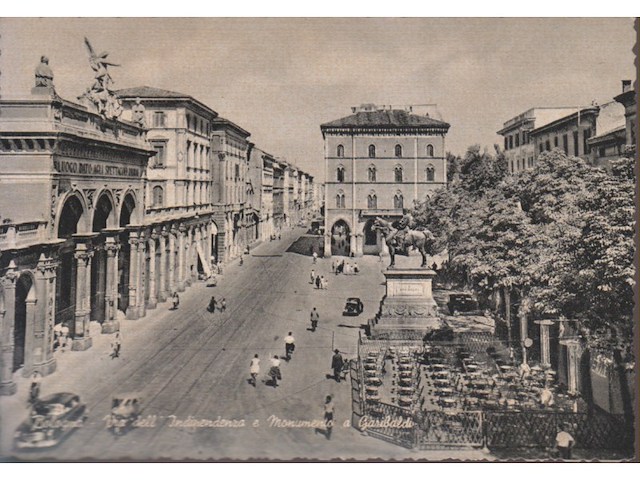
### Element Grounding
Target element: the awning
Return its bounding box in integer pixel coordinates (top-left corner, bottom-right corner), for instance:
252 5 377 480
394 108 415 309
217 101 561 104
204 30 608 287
196 243 212 277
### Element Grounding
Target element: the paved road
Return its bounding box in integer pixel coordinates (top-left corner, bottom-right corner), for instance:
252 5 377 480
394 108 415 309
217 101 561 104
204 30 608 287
1 228 490 461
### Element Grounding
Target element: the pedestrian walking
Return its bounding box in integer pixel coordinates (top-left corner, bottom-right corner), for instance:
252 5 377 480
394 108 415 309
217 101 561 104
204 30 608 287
321 276 328 290
310 307 319 332
208 296 217 313
110 331 122 359
312 251 318 264
60 323 70 351
331 260 335 273
220 298 227 313
310 269 315 284
269 355 282 387
331 349 344 383
323 395 335 440
284 332 295 360
353 262 359 274
249 354 260 387
315 274 321 289
319 275 325 289
171 292 180 310
28 371 42 407
555 423 575 459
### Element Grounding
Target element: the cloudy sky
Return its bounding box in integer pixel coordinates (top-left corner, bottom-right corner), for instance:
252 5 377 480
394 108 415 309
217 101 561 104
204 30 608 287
0 17 636 179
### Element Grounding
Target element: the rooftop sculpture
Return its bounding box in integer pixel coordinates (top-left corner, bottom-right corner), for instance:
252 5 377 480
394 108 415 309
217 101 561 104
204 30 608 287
78 37 123 120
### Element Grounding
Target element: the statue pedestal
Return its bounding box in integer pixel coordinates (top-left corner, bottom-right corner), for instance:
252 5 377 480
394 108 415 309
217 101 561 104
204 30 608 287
369 269 443 339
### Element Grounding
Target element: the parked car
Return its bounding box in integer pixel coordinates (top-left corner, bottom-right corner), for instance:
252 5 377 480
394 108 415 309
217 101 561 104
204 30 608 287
14 392 87 449
109 392 143 435
447 293 480 315
343 297 364 316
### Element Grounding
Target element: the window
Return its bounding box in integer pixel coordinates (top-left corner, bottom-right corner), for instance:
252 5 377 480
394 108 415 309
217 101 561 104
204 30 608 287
511 160 514 173
367 192 377 209
395 144 403 157
150 141 166 167
426 144 434 157
336 191 345 208
336 165 345 183
394 192 404 209
562 134 568 154
504 138 509 151
583 128 592 154
515 133 520 147
153 111 166 128
599 147 606 158
523 131 528 144
554 136 558 148
337 144 344 157
539 143 544 154
368 144 376 158
509 136 513 150
368 164 377 182
152 185 164 207
545 140 551 151
426 165 435 182
394 165 403 183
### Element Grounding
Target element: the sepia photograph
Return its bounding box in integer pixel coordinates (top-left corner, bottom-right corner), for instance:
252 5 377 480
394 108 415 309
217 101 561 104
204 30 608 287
0 13 638 463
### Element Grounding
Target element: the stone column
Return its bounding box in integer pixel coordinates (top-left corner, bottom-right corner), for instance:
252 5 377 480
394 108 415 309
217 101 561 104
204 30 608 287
204 222 212 268
176 226 185 291
102 237 120 333
0 261 18 395
33 254 57 376
168 227 177 294
136 233 147 319
157 229 168 302
324 233 332 258
72 244 93 351
126 232 140 320
535 320 554 368
560 339 582 396
147 233 158 309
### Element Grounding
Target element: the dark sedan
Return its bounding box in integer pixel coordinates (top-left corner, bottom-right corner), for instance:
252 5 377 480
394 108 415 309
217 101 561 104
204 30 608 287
343 297 364 316
447 293 480 315
14 392 88 449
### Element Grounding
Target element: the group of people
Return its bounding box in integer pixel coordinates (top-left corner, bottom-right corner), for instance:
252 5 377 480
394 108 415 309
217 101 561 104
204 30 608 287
208 296 227 314
332 259 358 275
53 322 70 351
310 270 329 290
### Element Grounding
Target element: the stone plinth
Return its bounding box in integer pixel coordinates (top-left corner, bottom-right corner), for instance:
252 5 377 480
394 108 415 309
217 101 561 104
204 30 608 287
369 269 443 338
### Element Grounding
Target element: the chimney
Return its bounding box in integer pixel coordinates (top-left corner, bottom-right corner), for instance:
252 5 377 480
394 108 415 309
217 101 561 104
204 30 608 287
622 80 631 93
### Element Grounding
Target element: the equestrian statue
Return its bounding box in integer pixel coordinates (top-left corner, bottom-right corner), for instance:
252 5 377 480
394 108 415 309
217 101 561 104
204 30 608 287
372 215 436 269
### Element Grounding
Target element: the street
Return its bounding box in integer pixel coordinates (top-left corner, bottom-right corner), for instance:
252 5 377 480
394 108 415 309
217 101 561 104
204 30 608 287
1 228 490 460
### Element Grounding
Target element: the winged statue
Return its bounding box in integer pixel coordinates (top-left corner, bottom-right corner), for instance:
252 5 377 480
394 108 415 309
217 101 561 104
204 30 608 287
79 37 123 120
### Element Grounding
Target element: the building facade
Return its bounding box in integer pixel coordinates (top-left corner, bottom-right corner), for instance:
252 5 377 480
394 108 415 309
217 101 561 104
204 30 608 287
320 104 450 257
613 80 637 153
118 86 218 297
211 118 252 262
0 86 155 394
497 108 578 174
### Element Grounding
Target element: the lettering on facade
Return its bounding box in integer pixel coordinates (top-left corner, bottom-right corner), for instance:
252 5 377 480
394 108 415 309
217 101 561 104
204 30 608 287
53 159 140 178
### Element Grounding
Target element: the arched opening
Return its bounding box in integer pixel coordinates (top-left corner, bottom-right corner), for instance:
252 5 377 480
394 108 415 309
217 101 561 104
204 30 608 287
210 221 219 264
337 144 344 158
426 165 435 182
90 194 113 324
368 144 376 158
367 192 377 209
364 218 378 247
336 165 345 183
118 194 136 313
394 165 403 183
394 192 404 209
426 144 434 157
395 144 403 158
56 195 85 328
331 220 351 257
14 274 34 373
368 164 376 182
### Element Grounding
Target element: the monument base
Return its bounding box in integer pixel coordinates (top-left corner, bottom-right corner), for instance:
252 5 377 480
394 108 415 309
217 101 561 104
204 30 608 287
369 268 443 339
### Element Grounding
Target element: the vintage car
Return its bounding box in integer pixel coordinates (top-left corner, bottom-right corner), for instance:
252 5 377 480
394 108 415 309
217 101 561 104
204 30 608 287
447 293 480 315
343 297 364 316
109 392 143 435
14 392 87 449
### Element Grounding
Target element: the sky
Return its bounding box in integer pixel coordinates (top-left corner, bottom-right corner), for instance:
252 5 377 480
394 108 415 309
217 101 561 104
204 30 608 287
0 17 636 180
